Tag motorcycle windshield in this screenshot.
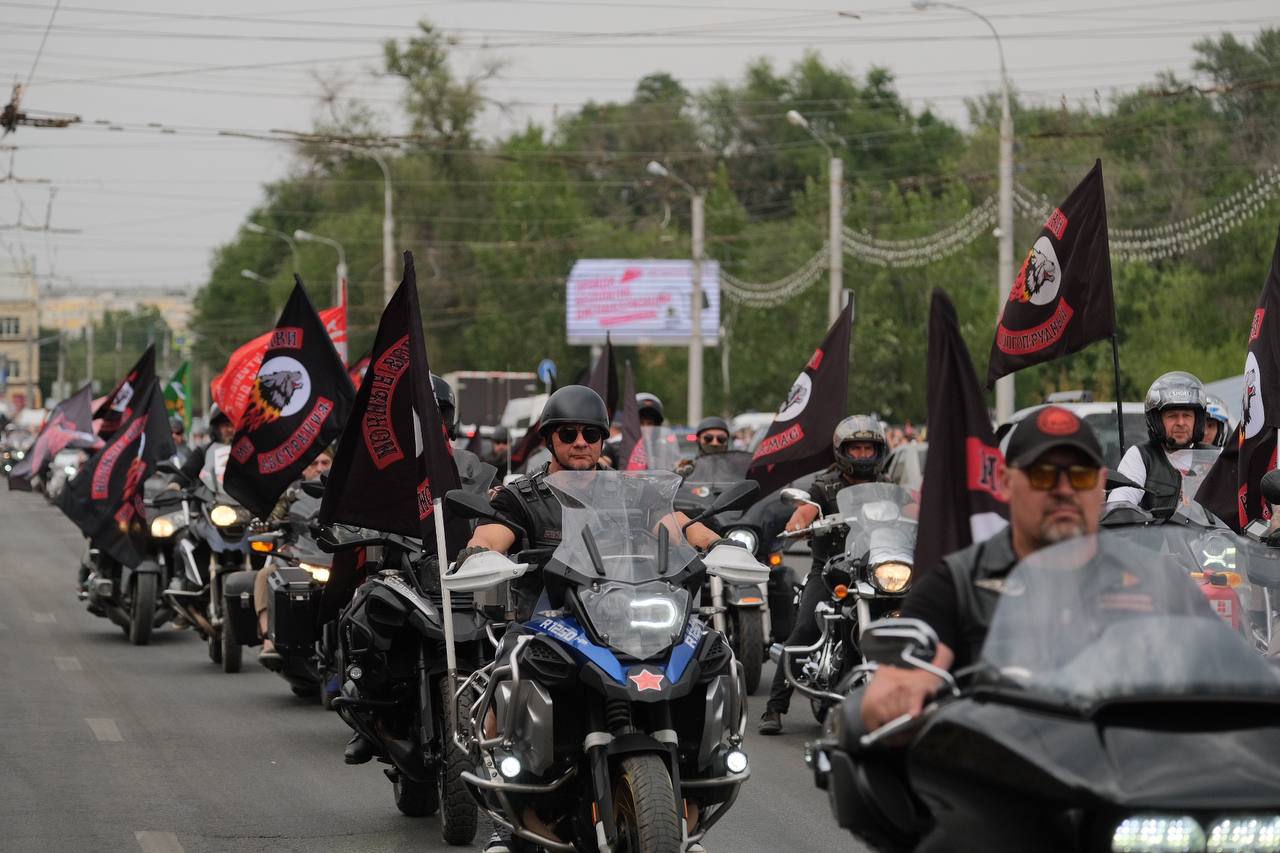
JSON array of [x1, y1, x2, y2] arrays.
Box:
[[681, 450, 753, 486], [836, 483, 920, 563], [638, 426, 687, 473], [546, 470, 698, 583], [977, 528, 1280, 712]]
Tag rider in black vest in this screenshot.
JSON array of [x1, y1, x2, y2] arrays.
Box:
[[1110, 371, 1211, 516]]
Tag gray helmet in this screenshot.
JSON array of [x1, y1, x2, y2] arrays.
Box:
[[539, 385, 610, 438], [832, 415, 887, 480], [168, 415, 185, 434], [636, 392, 665, 425], [1204, 394, 1230, 448], [695, 416, 730, 454], [1144, 371, 1206, 448], [430, 373, 458, 439], [491, 426, 510, 444]]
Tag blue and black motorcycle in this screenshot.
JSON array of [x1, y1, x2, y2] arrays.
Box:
[[443, 469, 770, 853]]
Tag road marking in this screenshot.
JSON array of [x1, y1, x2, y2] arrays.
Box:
[[33, 613, 56, 624], [135, 832, 185, 853], [86, 717, 123, 742], [54, 656, 82, 672]]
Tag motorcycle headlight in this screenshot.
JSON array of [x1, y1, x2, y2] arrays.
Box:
[[871, 561, 912, 594], [210, 504, 239, 527], [1207, 816, 1280, 852], [725, 528, 758, 553], [580, 581, 690, 660], [299, 562, 331, 583], [1111, 815, 1204, 852], [150, 514, 179, 538], [13, 450, 23, 460]]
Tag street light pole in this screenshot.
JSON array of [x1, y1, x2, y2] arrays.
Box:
[[293, 229, 347, 309], [647, 161, 705, 424], [244, 222, 300, 273], [240, 269, 270, 285], [912, 0, 1015, 421], [334, 143, 396, 306], [787, 110, 844, 328]]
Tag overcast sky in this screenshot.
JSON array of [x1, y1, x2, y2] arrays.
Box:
[[1, 0, 1276, 297]]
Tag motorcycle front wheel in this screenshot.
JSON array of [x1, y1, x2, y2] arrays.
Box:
[[729, 609, 764, 695], [128, 573, 157, 646], [613, 755, 681, 853], [437, 677, 477, 844]]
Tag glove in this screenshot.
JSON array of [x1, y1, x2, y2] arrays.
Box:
[[451, 545, 489, 574], [707, 537, 748, 552], [164, 481, 182, 492]]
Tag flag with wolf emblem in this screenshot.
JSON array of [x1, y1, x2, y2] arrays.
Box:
[[94, 345, 156, 440], [59, 380, 175, 567], [917, 289, 1009, 574], [1196, 225, 1280, 531], [319, 252, 463, 545], [9, 382, 101, 491], [747, 301, 852, 495], [223, 277, 354, 519], [986, 160, 1115, 387]]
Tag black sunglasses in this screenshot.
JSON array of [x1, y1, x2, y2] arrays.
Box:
[[555, 425, 606, 445], [700, 433, 729, 445]]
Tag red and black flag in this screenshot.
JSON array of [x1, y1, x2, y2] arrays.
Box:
[[747, 301, 852, 495], [585, 332, 619, 421], [223, 276, 355, 519], [59, 380, 175, 567], [617, 360, 646, 470], [9, 382, 101, 491], [318, 251, 462, 544], [916, 289, 1009, 574], [1196, 226, 1280, 531], [94, 344, 156, 440], [987, 160, 1115, 388]]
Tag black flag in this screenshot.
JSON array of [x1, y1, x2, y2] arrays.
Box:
[[747, 301, 852, 495], [95, 345, 156, 440], [9, 382, 100, 491], [224, 277, 355, 519], [319, 252, 462, 542], [1196, 226, 1280, 531], [585, 333, 619, 421], [916, 290, 1010, 574], [617, 360, 645, 470], [987, 160, 1115, 387], [59, 380, 175, 567]]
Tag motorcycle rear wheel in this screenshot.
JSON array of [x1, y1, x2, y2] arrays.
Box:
[[222, 625, 242, 673], [613, 755, 681, 853], [437, 677, 478, 844], [393, 772, 440, 817], [128, 574, 157, 646]]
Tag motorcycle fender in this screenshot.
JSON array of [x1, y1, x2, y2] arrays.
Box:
[[493, 679, 554, 777], [724, 584, 765, 608], [696, 675, 736, 770]]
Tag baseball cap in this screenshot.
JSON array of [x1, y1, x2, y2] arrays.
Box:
[[1005, 406, 1105, 469]]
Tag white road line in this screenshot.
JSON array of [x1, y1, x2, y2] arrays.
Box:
[[54, 656, 82, 672], [135, 832, 185, 853], [85, 717, 123, 742], [32, 613, 56, 624]]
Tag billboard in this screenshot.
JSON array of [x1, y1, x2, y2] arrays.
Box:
[[565, 259, 721, 346]]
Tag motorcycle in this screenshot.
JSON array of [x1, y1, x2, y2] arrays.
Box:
[[442, 470, 769, 853], [78, 473, 181, 645], [774, 482, 917, 722], [810, 526, 1280, 853], [675, 450, 771, 694]]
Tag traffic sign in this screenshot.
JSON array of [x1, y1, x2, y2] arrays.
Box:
[[537, 358, 557, 385]]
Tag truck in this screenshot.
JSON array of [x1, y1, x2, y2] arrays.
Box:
[[441, 371, 541, 431]]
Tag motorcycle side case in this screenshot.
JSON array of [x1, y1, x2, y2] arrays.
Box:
[[269, 567, 320, 651], [222, 569, 260, 647]]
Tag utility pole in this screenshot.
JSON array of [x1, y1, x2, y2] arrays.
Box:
[[55, 329, 64, 399], [85, 322, 94, 391], [690, 191, 705, 426], [828, 157, 845, 327]]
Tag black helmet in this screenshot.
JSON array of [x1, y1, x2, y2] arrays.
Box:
[[1144, 371, 1206, 449], [430, 373, 458, 439], [832, 415, 887, 480], [168, 415, 185, 434], [539, 385, 610, 438], [636, 392, 665, 425], [208, 404, 232, 429], [491, 426, 510, 444], [695, 415, 730, 454]]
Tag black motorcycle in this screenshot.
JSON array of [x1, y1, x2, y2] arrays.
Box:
[[442, 470, 769, 853], [78, 474, 181, 645], [810, 526, 1280, 853]]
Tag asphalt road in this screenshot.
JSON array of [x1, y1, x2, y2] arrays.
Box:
[[0, 488, 863, 853]]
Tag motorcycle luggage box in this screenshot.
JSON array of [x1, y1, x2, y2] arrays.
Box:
[[268, 567, 320, 651], [222, 569, 260, 647]]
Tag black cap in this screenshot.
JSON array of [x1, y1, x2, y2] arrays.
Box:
[[1005, 406, 1105, 469]]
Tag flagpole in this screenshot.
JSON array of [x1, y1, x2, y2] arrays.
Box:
[[432, 497, 458, 739], [1110, 334, 1125, 450]]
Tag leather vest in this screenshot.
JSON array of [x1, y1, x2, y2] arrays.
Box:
[[506, 464, 564, 552], [1135, 441, 1182, 517], [941, 528, 1019, 668]]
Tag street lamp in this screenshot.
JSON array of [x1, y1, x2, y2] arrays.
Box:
[[244, 222, 300, 273], [911, 0, 1015, 422], [293, 229, 347, 309], [647, 160, 707, 425], [240, 269, 269, 284], [787, 110, 844, 327], [333, 142, 396, 306]]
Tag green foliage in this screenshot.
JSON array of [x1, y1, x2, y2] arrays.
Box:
[[188, 23, 1280, 425]]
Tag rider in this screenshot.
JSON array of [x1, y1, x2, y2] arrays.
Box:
[[169, 416, 193, 466], [1108, 371, 1213, 510], [485, 425, 510, 480], [758, 415, 888, 735], [675, 416, 732, 477], [169, 404, 235, 489], [1204, 394, 1230, 449], [637, 392, 664, 428]]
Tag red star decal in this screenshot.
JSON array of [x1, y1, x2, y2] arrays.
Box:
[[628, 669, 664, 692]]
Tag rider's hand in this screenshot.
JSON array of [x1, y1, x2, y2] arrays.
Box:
[[164, 481, 182, 492], [706, 537, 748, 552], [861, 666, 942, 732], [452, 545, 489, 573], [784, 503, 820, 533]]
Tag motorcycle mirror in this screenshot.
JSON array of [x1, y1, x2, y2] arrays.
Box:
[[860, 618, 939, 667], [1104, 469, 1141, 491], [1262, 470, 1280, 506], [707, 480, 760, 516], [780, 487, 816, 508], [299, 478, 326, 499]]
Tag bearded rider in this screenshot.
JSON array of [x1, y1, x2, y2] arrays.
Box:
[[675, 416, 733, 477], [1109, 371, 1214, 512], [759, 415, 888, 736]]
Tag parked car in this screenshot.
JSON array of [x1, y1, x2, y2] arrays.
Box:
[[882, 441, 928, 491], [999, 402, 1145, 468]]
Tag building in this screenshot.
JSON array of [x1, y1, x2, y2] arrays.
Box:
[[42, 288, 193, 338], [0, 261, 41, 410]]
